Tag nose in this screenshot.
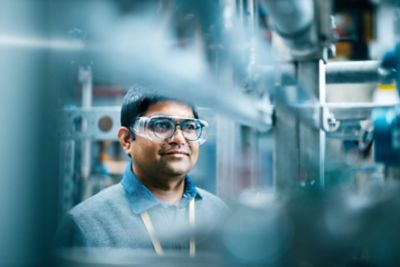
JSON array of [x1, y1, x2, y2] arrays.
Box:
[[167, 126, 186, 144]]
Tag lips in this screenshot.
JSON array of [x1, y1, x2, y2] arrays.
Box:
[[161, 150, 190, 156]]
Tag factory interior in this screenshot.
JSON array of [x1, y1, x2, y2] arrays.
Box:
[[1, 0, 400, 266]]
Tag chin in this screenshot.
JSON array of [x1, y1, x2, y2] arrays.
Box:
[[170, 169, 191, 176], [165, 164, 192, 176]]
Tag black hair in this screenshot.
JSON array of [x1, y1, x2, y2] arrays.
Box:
[[120, 85, 199, 136]]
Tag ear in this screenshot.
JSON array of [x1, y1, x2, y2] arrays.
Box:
[[118, 127, 133, 157]]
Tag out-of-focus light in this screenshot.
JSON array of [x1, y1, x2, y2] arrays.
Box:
[[221, 193, 291, 265], [223, 4, 234, 30], [0, 35, 85, 50]]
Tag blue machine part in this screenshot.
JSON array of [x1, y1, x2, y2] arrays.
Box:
[[373, 106, 400, 166], [381, 43, 400, 95]]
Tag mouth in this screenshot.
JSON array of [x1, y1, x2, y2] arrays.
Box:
[[161, 151, 190, 156]]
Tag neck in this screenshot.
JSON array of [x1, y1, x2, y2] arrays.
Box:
[[132, 165, 186, 204], [148, 179, 185, 204]]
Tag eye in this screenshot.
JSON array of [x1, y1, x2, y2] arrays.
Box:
[[150, 119, 174, 133], [156, 121, 171, 129], [182, 121, 200, 131]]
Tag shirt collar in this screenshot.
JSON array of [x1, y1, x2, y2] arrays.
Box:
[[121, 163, 202, 214]]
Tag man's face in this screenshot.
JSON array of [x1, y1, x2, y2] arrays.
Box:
[[130, 101, 200, 178]]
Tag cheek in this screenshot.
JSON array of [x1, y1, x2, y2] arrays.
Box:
[[190, 145, 200, 163], [133, 141, 161, 160]]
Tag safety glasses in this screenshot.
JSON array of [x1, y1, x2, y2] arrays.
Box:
[[131, 115, 208, 144]]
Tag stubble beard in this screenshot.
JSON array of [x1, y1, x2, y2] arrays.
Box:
[[159, 156, 193, 177]]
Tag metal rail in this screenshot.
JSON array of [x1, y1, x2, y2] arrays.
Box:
[[252, 60, 382, 86], [325, 103, 394, 121], [326, 60, 381, 84]]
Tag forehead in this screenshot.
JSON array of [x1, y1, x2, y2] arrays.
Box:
[[144, 101, 195, 118]]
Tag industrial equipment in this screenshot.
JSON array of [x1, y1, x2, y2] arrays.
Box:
[[55, 0, 400, 265], [2, 0, 400, 266]]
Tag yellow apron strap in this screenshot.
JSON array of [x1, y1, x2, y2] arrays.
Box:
[[140, 198, 196, 256], [189, 198, 196, 257], [140, 211, 164, 255]]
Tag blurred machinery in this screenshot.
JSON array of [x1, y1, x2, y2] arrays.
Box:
[[373, 42, 400, 177], [3, 0, 399, 266], [54, 0, 400, 266], [59, 0, 399, 199]]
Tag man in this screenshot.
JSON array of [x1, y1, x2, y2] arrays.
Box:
[[57, 88, 228, 256]]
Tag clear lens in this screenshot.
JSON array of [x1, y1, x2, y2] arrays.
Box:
[[149, 118, 175, 139], [180, 120, 203, 141]]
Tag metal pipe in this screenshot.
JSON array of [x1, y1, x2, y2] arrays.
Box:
[[253, 60, 382, 85], [151, 75, 274, 132], [259, 0, 314, 37], [79, 67, 92, 180], [259, 0, 317, 57], [325, 102, 394, 121], [326, 60, 380, 84], [94, 57, 273, 132]]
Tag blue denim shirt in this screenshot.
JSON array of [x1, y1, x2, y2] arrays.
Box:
[[57, 164, 228, 254]]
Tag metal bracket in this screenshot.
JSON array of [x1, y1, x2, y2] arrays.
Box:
[[61, 107, 120, 140], [320, 103, 396, 140], [321, 107, 340, 132]]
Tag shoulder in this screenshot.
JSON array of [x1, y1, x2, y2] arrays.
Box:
[[57, 183, 134, 247], [193, 188, 229, 229], [196, 187, 229, 212], [69, 183, 126, 220]]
